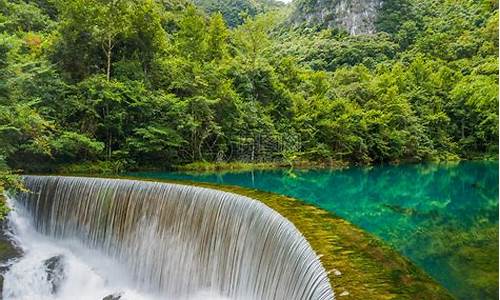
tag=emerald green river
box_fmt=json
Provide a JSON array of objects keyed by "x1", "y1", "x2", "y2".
[{"x1": 130, "y1": 161, "x2": 499, "y2": 300}]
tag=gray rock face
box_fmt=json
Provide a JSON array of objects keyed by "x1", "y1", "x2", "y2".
[
  {"x1": 43, "y1": 255, "x2": 65, "y2": 294},
  {"x1": 292, "y1": 0, "x2": 383, "y2": 35},
  {"x1": 103, "y1": 292, "x2": 122, "y2": 300}
]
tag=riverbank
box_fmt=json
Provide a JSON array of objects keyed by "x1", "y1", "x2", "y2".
[
  {"x1": 12, "y1": 151, "x2": 498, "y2": 176},
  {"x1": 35, "y1": 159, "x2": 349, "y2": 175},
  {"x1": 175, "y1": 160, "x2": 349, "y2": 172},
  {"x1": 122, "y1": 175, "x2": 453, "y2": 299},
  {"x1": 171, "y1": 156, "x2": 498, "y2": 173}
]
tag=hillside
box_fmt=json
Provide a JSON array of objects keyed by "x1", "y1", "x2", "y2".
[{"x1": 0, "y1": 0, "x2": 497, "y2": 178}]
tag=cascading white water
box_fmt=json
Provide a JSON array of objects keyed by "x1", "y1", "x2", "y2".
[
  {"x1": 3, "y1": 198, "x2": 229, "y2": 300},
  {"x1": 5, "y1": 176, "x2": 334, "y2": 300}
]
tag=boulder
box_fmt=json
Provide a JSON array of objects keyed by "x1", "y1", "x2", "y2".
[
  {"x1": 43, "y1": 255, "x2": 65, "y2": 294},
  {"x1": 103, "y1": 292, "x2": 122, "y2": 300}
]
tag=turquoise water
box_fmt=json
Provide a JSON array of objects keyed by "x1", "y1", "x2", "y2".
[{"x1": 130, "y1": 161, "x2": 499, "y2": 300}]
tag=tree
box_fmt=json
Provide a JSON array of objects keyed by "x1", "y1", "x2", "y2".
[
  {"x1": 176, "y1": 6, "x2": 207, "y2": 61},
  {"x1": 0, "y1": 0, "x2": 498, "y2": 173},
  {"x1": 206, "y1": 13, "x2": 229, "y2": 61},
  {"x1": 233, "y1": 15, "x2": 273, "y2": 67},
  {"x1": 92, "y1": 0, "x2": 132, "y2": 80},
  {"x1": 55, "y1": 0, "x2": 132, "y2": 81},
  {"x1": 50, "y1": 131, "x2": 104, "y2": 161}
]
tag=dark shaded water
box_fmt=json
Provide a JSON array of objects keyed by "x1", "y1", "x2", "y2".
[{"x1": 130, "y1": 161, "x2": 499, "y2": 300}]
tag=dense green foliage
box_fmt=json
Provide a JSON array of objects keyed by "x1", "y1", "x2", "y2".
[
  {"x1": 193, "y1": 0, "x2": 283, "y2": 27},
  {"x1": 0, "y1": 0, "x2": 497, "y2": 174}
]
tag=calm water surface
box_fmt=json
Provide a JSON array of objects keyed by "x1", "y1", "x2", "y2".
[{"x1": 130, "y1": 161, "x2": 499, "y2": 300}]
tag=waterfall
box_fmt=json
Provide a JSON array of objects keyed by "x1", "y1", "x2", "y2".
[{"x1": 7, "y1": 175, "x2": 334, "y2": 300}]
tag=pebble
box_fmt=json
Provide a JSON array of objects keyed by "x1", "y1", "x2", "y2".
[{"x1": 339, "y1": 291, "x2": 350, "y2": 296}]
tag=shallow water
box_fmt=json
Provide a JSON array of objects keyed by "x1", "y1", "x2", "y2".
[{"x1": 130, "y1": 161, "x2": 499, "y2": 300}]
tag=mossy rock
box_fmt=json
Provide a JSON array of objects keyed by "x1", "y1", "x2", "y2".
[{"x1": 0, "y1": 196, "x2": 22, "y2": 265}]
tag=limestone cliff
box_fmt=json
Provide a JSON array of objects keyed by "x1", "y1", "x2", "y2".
[{"x1": 291, "y1": 0, "x2": 383, "y2": 35}]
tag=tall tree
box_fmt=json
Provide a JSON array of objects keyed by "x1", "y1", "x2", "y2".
[{"x1": 206, "y1": 13, "x2": 229, "y2": 61}]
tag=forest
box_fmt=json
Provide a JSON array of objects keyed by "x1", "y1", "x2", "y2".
[{"x1": 0, "y1": 0, "x2": 498, "y2": 179}]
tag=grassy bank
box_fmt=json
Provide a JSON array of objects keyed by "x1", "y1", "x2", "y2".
[
  {"x1": 26, "y1": 159, "x2": 349, "y2": 175},
  {"x1": 122, "y1": 175, "x2": 453, "y2": 300},
  {"x1": 175, "y1": 161, "x2": 282, "y2": 172},
  {"x1": 17, "y1": 156, "x2": 497, "y2": 176},
  {"x1": 176, "y1": 160, "x2": 349, "y2": 172}
]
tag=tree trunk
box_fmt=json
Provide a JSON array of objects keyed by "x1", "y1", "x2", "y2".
[
  {"x1": 105, "y1": 104, "x2": 111, "y2": 160},
  {"x1": 108, "y1": 132, "x2": 112, "y2": 160},
  {"x1": 106, "y1": 36, "x2": 112, "y2": 81},
  {"x1": 461, "y1": 118, "x2": 465, "y2": 139},
  {"x1": 251, "y1": 142, "x2": 255, "y2": 162}
]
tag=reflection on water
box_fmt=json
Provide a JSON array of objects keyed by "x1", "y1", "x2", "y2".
[{"x1": 130, "y1": 161, "x2": 499, "y2": 300}]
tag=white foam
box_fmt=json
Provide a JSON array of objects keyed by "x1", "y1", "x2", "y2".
[{"x1": 3, "y1": 200, "x2": 228, "y2": 300}]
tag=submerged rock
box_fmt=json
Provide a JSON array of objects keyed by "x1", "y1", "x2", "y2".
[
  {"x1": 383, "y1": 203, "x2": 418, "y2": 216},
  {"x1": 43, "y1": 255, "x2": 65, "y2": 294},
  {"x1": 103, "y1": 292, "x2": 122, "y2": 300}
]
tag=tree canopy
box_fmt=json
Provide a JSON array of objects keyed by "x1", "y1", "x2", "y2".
[{"x1": 0, "y1": 0, "x2": 497, "y2": 174}]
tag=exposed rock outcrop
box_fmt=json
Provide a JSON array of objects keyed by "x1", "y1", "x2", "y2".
[{"x1": 291, "y1": 0, "x2": 383, "y2": 35}]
